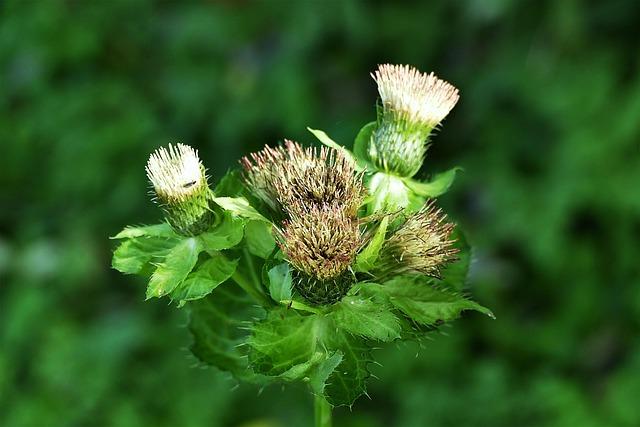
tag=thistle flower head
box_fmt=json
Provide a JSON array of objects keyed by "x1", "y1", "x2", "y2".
[
  {"x1": 277, "y1": 205, "x2": 361, "y2": 304},
  {"x1": 367, "y1": 64, "x2": 460, "y2": 177},
  {"x1": 373, "y1": 64, "x2": 459, "y2": 128},
  {"x1": 377, "y1": 200, "x2": 458, "y2": 278},
  {"x1": 241, "y1": 140, "x2": 364, "y2": 217},
  {"x1": 145, "y1": 144, "x2": 215, "y2": 236}
]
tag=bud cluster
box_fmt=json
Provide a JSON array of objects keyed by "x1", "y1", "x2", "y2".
[
  {"x1": 376, "y1": 201, "x2": 458, "y2": 278},
  {"x1": 368, "y1": 64, "x2": 459, "y2": 177},
  {"x1": 146, "y1": 144, "x2": 215, "y2": 236},
  {"x1": 243, "y1": 141, "x2": 364, "y2": 304}
]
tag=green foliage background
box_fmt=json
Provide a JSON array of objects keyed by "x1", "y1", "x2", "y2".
[{"x1": 1, "y1": 1, "x2": 639, "y2": 426}]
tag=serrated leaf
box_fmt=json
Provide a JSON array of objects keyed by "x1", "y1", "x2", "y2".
[
  {"x1": 188, "y1": 285, "x2": 266, "y2": 383},
  {"x1": 245, "y1": 220, "x2": 276, "y2": 259},
  {"x1": 332, "y1": 295, "x2": 401, "y2": 342},
  {"x1": 383, "y1": 276, "x2": 494, "y2": 325},
  {"x1": 352, "y1": 121, "x2": 376, "y2": 164},
  {"x1": 307, "y1": 127, "x2": 366, "y2": 171},
  {"x1": 402, "y1": 167, "x2": 462, "y2": 198},
  {"x1": 323, "y1": 330, "x2": 371, "y2": 406},
  {"x1": 309, "y1": 351, "x2": 343, "y2": 395},
  {"x1": 248, "y1": 308, "x2": 323, "y2": 378},
  {"x1": 112, "y1": 237, "x2": 177, "y2": 275},
  {"x1": 267, "y1": 263, "x2": 292, "y2": 302},
  {"x1": 111, "y1": 223, "x2": 176, "y2": 239},
  {"x1": 198, "y1": 213, "x2": 245, "y2": 251},
  {"x1": 213, "y1": 196, "x2": 270, "y2": 222},
  {"x1": 355, "y1": 216, "x2": 388, "y2": 272},
  {"x1": 146, "y1": 237, "x2": 201, "y2": 299},
  {"x1": 171, "y1": 254, "x2": 239, "y2": 304}
]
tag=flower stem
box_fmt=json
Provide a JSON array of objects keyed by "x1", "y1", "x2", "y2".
[{"x1": 314, "y1": 395, "x2": 332, "y2": 427}]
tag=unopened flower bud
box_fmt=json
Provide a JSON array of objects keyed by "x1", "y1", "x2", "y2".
[
  {"x1": 146, "y1": 143, "x2": 215, "y2": 236},
  {"x1": 368, "y1": 64, "x2": 459, "y2": 177},
  {"x1": 376, "y1": 201, "x2": 458, "y2": 278}
]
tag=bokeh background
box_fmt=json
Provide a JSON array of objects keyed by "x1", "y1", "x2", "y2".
[{"x1": 1, "y1": 1, "x2": 639, "y2": 426}]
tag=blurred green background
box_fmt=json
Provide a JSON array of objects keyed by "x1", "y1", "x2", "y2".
[{"x1": 1, "y1": 1, "x2": 639, "y2": 426}]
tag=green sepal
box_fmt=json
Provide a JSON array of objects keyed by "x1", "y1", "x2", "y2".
[
  {"x1": 171, "y1": 254, "x2": 239, "y2": 306},
  {"x1": 266, "y1": 262, "x2": 293, "y2": 303},
  {"x1": 112, "y1": 236, "x2": 178, "y2": 275},
  {"x1": 402, "y1": 166, "x2": 462, "y2": 198},
  {"x1": 355, "y1": 216, "x2": 389, "y2": 272},
  {"x1": 188, "y1": 284, "x2": 267, "y2": 383},
  {"x1": 382, "y1": 277, "x2": 494, "y2": 326},
  {"x1": 331, "y1": 294, "x2": 401, "y2": 342},
  {"x1": 146, "y1": 237, "x2": 202, "y2": 299}
]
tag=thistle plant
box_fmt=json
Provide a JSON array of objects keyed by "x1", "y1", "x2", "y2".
[{"x1": 112, "y1": 64, "x2": 492, "y2": 426}]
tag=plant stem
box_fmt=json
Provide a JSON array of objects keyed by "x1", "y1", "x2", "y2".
[
  {"x1": 314, "y1": 395, "x2": 332, "y2": 427},
  {"x1": 210, "y1": 250, "x2": 271, "y2": 306}
]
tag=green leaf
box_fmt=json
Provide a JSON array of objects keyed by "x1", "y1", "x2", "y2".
[
  {"x1": 352, "y1": 121, "x2": 376, "y2": 163},
  {"x1": 188, "y1": 284, "x2": 266, "y2": 382},
  {"x1": 198, "y1": 213, "x2": 245, "y2": 251},
  {"x1": 248, "y1": 308, "x2": 323, "y2": 377},
  {"x1": 146, "y1": 237, "x2": 201, "y2": 299},
  {"x1": 214, "y1": 169, "x2": 244, "y2": 197},
  {"x1": 111, "y1": 223, "x2": 176, "y2": 239},
  {"x1": 307, "y1": 127, "x2": 365, "y2": 171},
  {"x1": 323, "y1": 330, "x2": 371, "y2": 406},
  {"x1": 309, "y1": 351, "x2": 343, "y2": 395},
  {"x1": 171, "y1": 254, "x2": 239, "y2": 304},
  {"x1": 112, "y1": 237, "x2": 176, "y2": 275},
  {"x1": 245, "y1": 220, "x2": 276, "y2": 259},
  {"x1": 402, "y1": 167, "x2": 462, "y2": 198},
  {"x1": 355, "y1": 216, "x2": 388, "y2": 272},
  {"x1": 267, "y1": 263, "x2": 292, "y2": 302},
  {"x1": 213, "y1": 196, "x2": 270, "y2": 222},
  {"x1": 332, "y1": 295, "x2": 401, "y2": 342},
  {"x1": 383, "y1": 276, "x2": 494, "y2": 325}
]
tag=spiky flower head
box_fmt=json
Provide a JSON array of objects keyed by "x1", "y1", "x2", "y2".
[
  {"x1": 367, "y1": 64, "x2": 460, "y2": 177},
  {"x1": 146, "y1": 143, "x2": 215, "y2": 236},
  {"x1": 241, "y1": 140, "x2": 364, "y2": 218},
  {"x1": 277, "y1": 205, "x2": 361, "y2": 304},
  {"x1": 376, "y1": 201, "x2": 458, "y2": 278}
]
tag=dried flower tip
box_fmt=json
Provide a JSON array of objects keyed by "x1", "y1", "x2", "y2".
[
  {"x1": 377, "y1": 200, "x2": 458, "y2": 278},
  {"x1": 373, "y1": 64, "x2": 459, "y2": 127},
  {"x1": 277, "y1": 205, "x2": 361, "y2": 304},
  {"x1": 146, "y1": 144, "x2": 215, "y2": 236},
  {"x1": 146, "y1": 143, "x2": 205, "y2": 203},
  {"x1": 241, "y1": 140, "x2": 364, "y2": 217}
]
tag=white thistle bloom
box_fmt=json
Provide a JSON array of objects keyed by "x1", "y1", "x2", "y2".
[
  {"x1": 145, "y1": 143, "x2": 215, "y2": 236},
  {"x1": 373, "y1": 64, "x2": 459, "y2": 127},
  {"x1": 146, "y1": 143, "x2": 204, "y2": 203}
]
